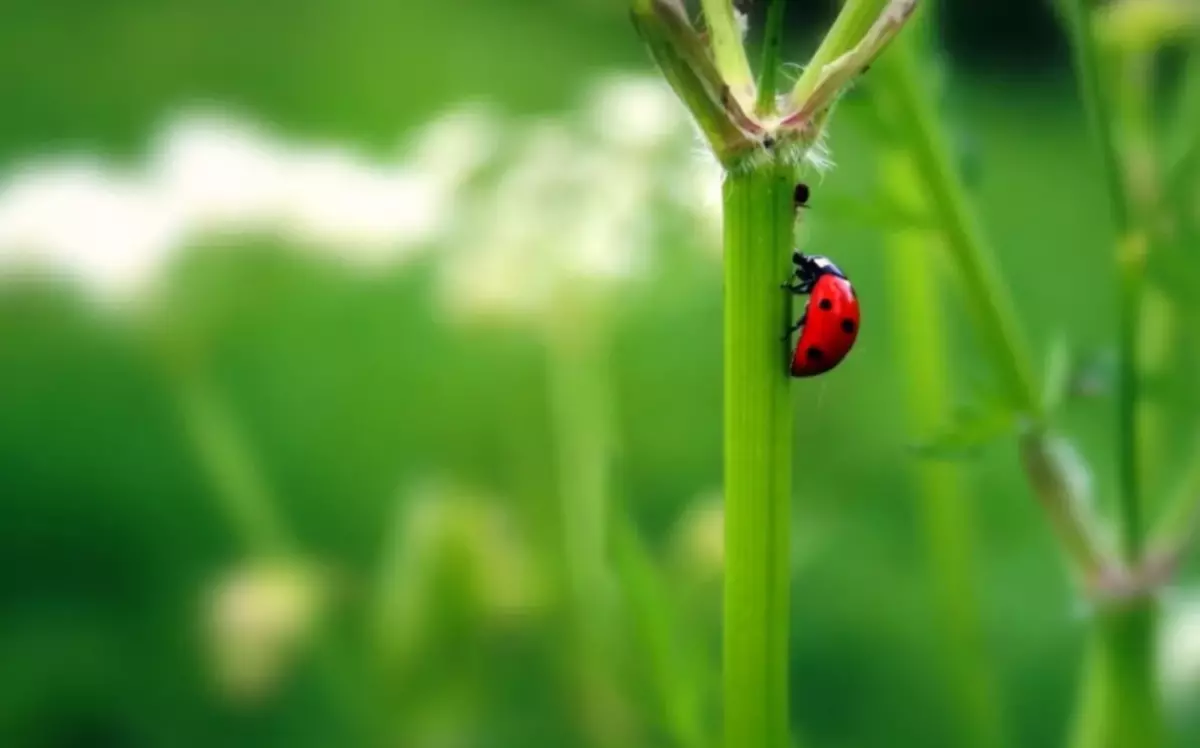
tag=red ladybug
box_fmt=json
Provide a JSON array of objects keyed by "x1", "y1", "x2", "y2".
[{"x1": 782, "y1": 251, "x2": 860, "y2": 377}]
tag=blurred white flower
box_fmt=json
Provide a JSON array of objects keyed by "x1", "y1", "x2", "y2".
[
  {"x1": 440, "y1": 72, "x2": 721, "y2": 324},
  {"x1": 0, "y1": 158, "x2": 185, "y2": 302},
  {"x1": 0, "y1": 103, "x2": 502, "y2": 304},
  {"x1": 151, "y1": 112, "x2": 292, "y2": 230},
  {"x1": 204, "y1": 560, "x2": 326, "y2": 702},
  {"x1": 571, "y1": 152, "x2": 653, "y2": 280},
  {"x1": 1160, "y1": 590, "x2": 1200, "y2": 699},
  {"x1": 587, "y1": 74, "x2": 689, "y2": 151},
  {"x1": 276, "y1": 146, "x2": 443, "y2": 264},
  {"x1": 405, "y1": 103, "x2": 501, "y2": 190},
  {"x1": 0, "y1": 73, "x2": 720, "y2": 314},
  {"x1": 666, "y1": 153, "x2": 724, "y2": 251},
  {"x1": 670, "y1": 490, "x2": 725, "y2": 581},
  {"x1": 439, "y1": 120, "x2": 573, "y2": 320}
]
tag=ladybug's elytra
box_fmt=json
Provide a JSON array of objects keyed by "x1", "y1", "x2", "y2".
[{"x1": 782, "y1": 250, "x2": 861, "y2": 378}]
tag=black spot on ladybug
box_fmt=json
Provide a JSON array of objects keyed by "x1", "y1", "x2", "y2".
[
  {"x1": 818, "y1": 298, "x2": 833, "y2": 311},
  {"x1": 807, "y1": 346, "x2": 824, "y2": 360},
  {"x1": 842, "y1": 319, "x2": 856, "y2": 334}
]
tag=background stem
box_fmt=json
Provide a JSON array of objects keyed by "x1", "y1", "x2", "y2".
[
  {"x1": 1070, "y1": 606, "x2": 1163, "y2": 748},
  {"x1": 545, "y1": 289, "x2": 613, "y2": 628},
  {"x1": 1062, "y1": 0, "x2": 1143, "y2": 560},
  {"x1": 881, "y1": 151, "x2": 1006, "y2": 748},
  {"x1": 875, "y1": 41, "x2": 1041, "y2": 416},
  {"x1": 543, "y1": 289, "x2": 627, "y2": 748},
  {"x1": 175, "y1": 369, "x2": 293, "y2": 555},
  {"x1": 1060, "y1": 1, "x2": 1163, "y2": 746},
  {"x1": 722, "y1": 162, "x2": 795, "y2": 748},
  {"x1": 165, "y1": 361, "x2": 373, "y2": 742}
]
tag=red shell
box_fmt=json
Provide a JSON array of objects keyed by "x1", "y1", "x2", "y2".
[{"x1": 790, "y1": 274, "x2": 860, "y2": 377}]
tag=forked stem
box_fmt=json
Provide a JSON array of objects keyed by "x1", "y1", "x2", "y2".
[
  {"x1": 783, "y1": 0, "x2": 917, "y2": 131},
  {"x1": 629, "y1": 6, "x2": 920, "y2": 748}
]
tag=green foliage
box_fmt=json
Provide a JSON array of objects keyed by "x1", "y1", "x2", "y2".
[{"x1": 2, "y1": 2, "x2": 1200, "y2": 748}]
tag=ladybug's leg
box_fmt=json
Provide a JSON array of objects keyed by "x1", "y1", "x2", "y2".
[
  {"x1": 781, "y1": 280, "x2": 814, "y2": 295},
  {"x1": 780, "y1": 313, "x2": 808, "y2": 342}
]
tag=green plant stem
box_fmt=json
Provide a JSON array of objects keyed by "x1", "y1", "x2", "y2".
[
  {"x1": 1061, "y1": 2, "x2": 1163, "y2": 746},
  {"x1": 1064, "y1": 0, "x2": 1144, "y2": 562},
  {"x1": 882, "y1": 151, "x2": 1006, "y2": 748},
  {"x1": 1165, "y1": 47, "x2": 1200, "y2": 200},
  {"x1": 872, "y1": 13, "x2": 1109, "y2": 580},
  {"x1": 1149, "y1": 425, "x2": 1200, "y2": 555},
  {"x1": 612, "y1": 516, "x2": 709, "y2": 748},
  {"x1": 1062, "y1": 0, "x2": 1131, "y2": 231},
  {"x1": 789, "y1": 0, "x2": 888, "y2": 107},
  {"x1": 755, "y1": 0, "x2": 788, "y2": 117},
  {"x1": 168, "y1": 364, "x2": 374, "y2": 741},
  {"x1": 876, "y1": 42, "x2": 1041, "y2": 416},
  {"x1": 176, "y1": 370, "x2": 293, "y2": 555},
  {"x1": 543, "y1": 289, "x2": 630, "y2": 748},
  {"x1": 1070, "y1": 605, "x2": 1163, "y2": 748},
  {"x1": 545, "y1": 289, "x2": 613, "y2": 632},
  {"x1": 631, "y1": 0, "x2": 760, "y2": 167},
  {"x1": 700, "y1": 0, "x2": 756, "y2": 107},
  {"x1": 722, "y1": 162, "x2": 795, "y2": 748}
]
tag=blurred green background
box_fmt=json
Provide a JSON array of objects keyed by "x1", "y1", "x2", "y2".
[{"x1": 1, "y1": 1, "x2": 1199, "y2": 747}]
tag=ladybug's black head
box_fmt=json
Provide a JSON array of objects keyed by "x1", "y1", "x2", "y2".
[{"x1": 793, "y1": 251, "x2": 846, "y2": 281}]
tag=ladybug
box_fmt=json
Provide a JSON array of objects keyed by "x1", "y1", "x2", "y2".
[{"x1": 782, "y1": 250, "x2": 860, "y2": 377}]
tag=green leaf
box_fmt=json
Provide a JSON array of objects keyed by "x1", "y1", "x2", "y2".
[{"x1": 908, "y1": 402, "x2": 1017, "y2": 460}]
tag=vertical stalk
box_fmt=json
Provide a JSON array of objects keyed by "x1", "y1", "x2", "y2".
[
  {"x1": 175, "y1": 369, "x2": 293, "y2": 555},
  {"x1": 1060, "y1": 1, "x2": 1163, "y2": 746},
  {"x1": 544, "y1": 288, "x2": 613, "y2": 625},
  {"x1": 881, "y1": 151, "x2": 1006, "y2": 748},
  {"x1": 1117, "y1": 50, "x2": 1172, "y2": 511},
  {"x1": 612, "y1": 515, "x2": 709, "y2": 748},
  {"x1": 163, "y1": 359, "x2": 372, "y2": 740},
  {"x1": 1063, "y1": 0, "x2": 1143, "y2": 562},
  {"x1": 755, "y1": 0, "x2": 788, "y2": 117},
  {"x1": 1071, "y1": 605, "x2": 1162, "y2": 748},
  {"x1": 722, "y1": 161, "x2": 795, "y2": 748},
  {"x1": 875, "y1": 40, "x2": 1041, "y2": 416},
  {"x1": 543, "y1": 289, "x2": 626, "y2": 748}
]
